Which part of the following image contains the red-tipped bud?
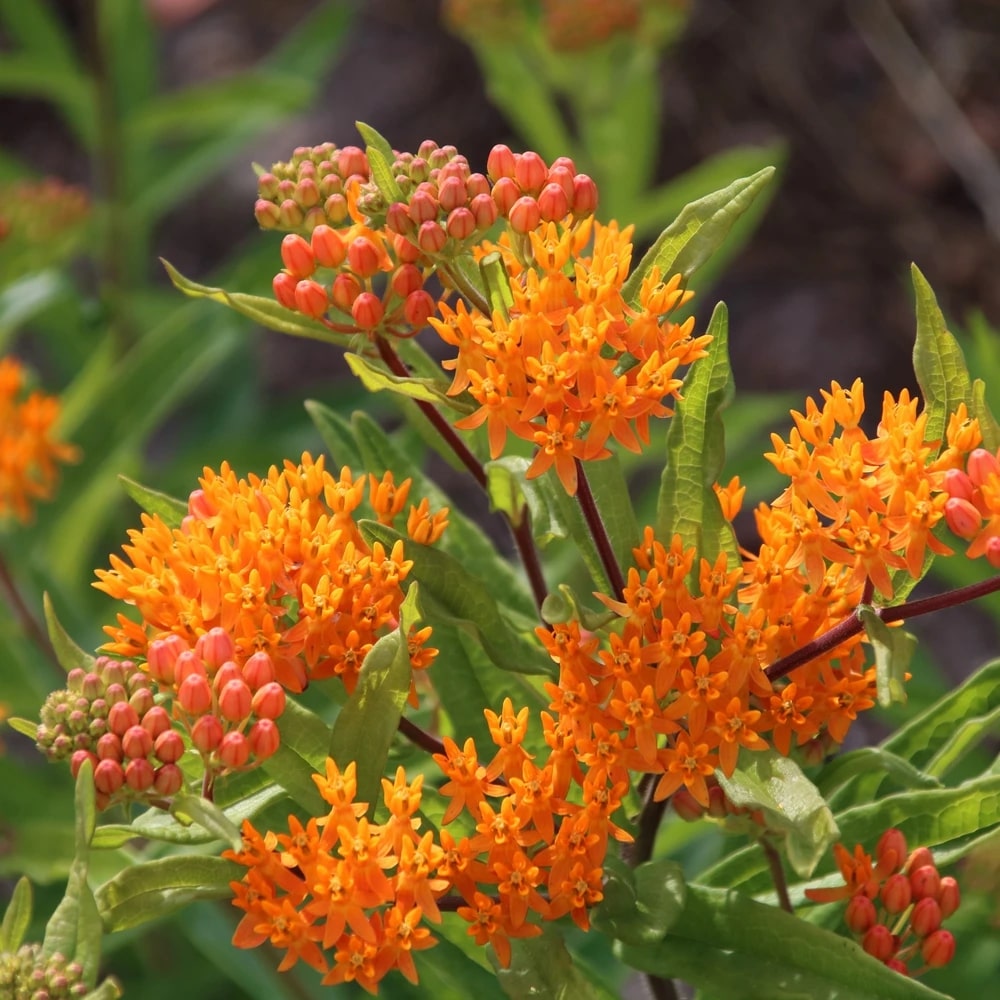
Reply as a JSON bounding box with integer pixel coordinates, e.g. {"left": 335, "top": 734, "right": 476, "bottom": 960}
{"left": 880, "top": 873, "right": 912, "bottom": 914}
{"left": 347, "top": 236, "right": 382, "bottom": 278}
{"left": 392, "top": 232, "right": 422, "bottom": 263}
{"left": 508, "top": 196, "right": 540, "bottom": 234}
{"left": 254, "top": 198, "right": 282, "bottom": 229}
{"left": 404, "top": 289, "right": 436, "bottom": 328}
{"left": 219, "top": 731, "right": 250, "bottom": 769}
{"left": 248, "top": 719, "right": 280, "bottom": 760}
{"left": 278, "top": 198, "right": 304, "bottom": 229}
{"left": 920, "top": 928, "right": 955, "bottom": 967}
{"left": 177, "top": 673, "right": 213, "bottom": 716}
{"left": 408, "top": 188, "right": 439, "bottom": 226}
{"left": 514, "top": 150, "right": 547, "bottom": 194}
{"left": 190, "top": 713, "right": 224, "bottom": 754}
{"left": 876, "top": 828, "right": 907, "bottom": 872}
{"left": 242, "top": 651, "right": 275, "bottom": 691}
{"left": 391, "top": 263, "right": 423, "bottom": 299}
{"left": 937, "top": 876, "right": 960, "bottom": 918}
{"left": 572, "top": 173, "right": 598, "bottom": 215}
{"left": 125, "top": 757, "right": 155, "bottom": 792}
{"left": 273, "top": 271, "right": 298, "bottom": 310}
{"left": 546, "top": 164, "right": 575, "bottom": 200}
{"left": 295, "top": 176, "right": 320, "bottom": 208}
{"left": 386, "top": 201, "right": 415, "bottom": 236}
{"left": 310, "top": 224, "right": 346, "bottom": 268}
{"left": 967, "top": 447, "right": 1000, "bottom": 487}
{"left": 129, "top": 687, "right": 154, "bottom": 717}
{"left": 845, "top": 894, "right": 878, "bottom": 934}
{"left": 331, "top": 272, "right": 362, "bottom": 312}
{"left": 910, "top": 896, "right": 942, "bottom": 937}
{"left": 147, "top": 635, "right": 186, "bottom": 685}
{"left": 294, "top": 278, "right": 329, "bottom": 318}
{"left": 910, "top": 864, "right": 941, "bottom": 901}
{"left": 706, "top": 783, "right": 728, "bottom": 819}
{"left": 96, "top": 733, "right": 123, "bottom": 762}
{"left": 943, "top": 467, "right": 975, "bottom": 502}
{"left": 671, "top": 787, "right": 705, "bottom": 822}
{"left": 985, "top": 536, "right": 1000, "bottom": 569}
{"left": 258, "top": 172, "right": 280, "bottom": 198}
{"left": 70, "top": 750, "right": 97, "bottom": 779}
{"left": 487, "top": 143, "right": 517, "bottom": 181}
{"left": 338, "top": 145, "right": 368, "bottom": 179}
{"left": 466, "top": 172, "right": 490, "bottom": 198}
{"left": 251, "top": 681, "right": 286, "bottom": 720}
{"left": 906, "top": 847, "right": 935, "bottom": 873}
{"left": 446, "top": 207, "right": 476, "bottom": 240}
{"left": 154, "top": 729, "right": 185, "bottom": 764}
{"left": 94, "top": 758, "right": 125, "bottom": 796}
{"left": 153, "top": 763, "right": 184, "bottom": 796}
{"left": 141, "top": 705, "right": 172, "bottom": 740}
{"left": 122, "top": 724, "right": 153, "bottom": 760}
{"left": 551, "top": 155, "right": 577, "bottom": 175}
{"left": 105, "top": 683, "right": 127, "bottom": 705}
{"left": 491, "top": 176, "right": 520, "bottom": 216}
{"left": 212, "top": 661, "right": 243, "bottom": 694}
{"left": 470, "top": 192, "right": 499, "bottom": 231}
{"left": 861, "top": 924, "right": 896, "bottom": 962}
{"left": 944, "top": 497, "right": 982, "bottom": 539}
{"left": 885, "top": 957, "right": 909, "bottom": 975}
{"left": 174, "top": 650, "right": 206, "bottom": 685}
{"left": 538, "top": 181, "right": 570, "bottom": 222}
{"left": 280, "top": 234, "right": 315, "bottom": 279}
{"left": 351, "top": 291, "right": 384, "bottom": 330}
{"left": 438, "top": 175, "right": 468, "bottom": 213}
{"left": 416, "top": 220, "right": 447, "bottom": 254}
{"left": 219, "top": 678, "right": 253, "bottom": 723}
{"left": 107, "top": 701, "right": 139, "bottom": 737}
{"left": 196, "top": 627, "right": 235, "bottom": 670}
{"left": 324, "top": 193, "right": 349, "bottom": 224}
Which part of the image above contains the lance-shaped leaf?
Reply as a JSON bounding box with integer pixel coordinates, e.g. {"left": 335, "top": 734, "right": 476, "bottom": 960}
{"left": 361, "top": 521, "right": 554, "bottom": 677}
{"left": 162, "top": 260, "right": 350, "bottom": 345}
{"left": 355, "top": 120, "right": 403, "bottom": 203}
{"left": 43, "top": 593, "right": 94, "bottom": 673}
{"left": 493, "top": 928, "right": 601, "bottom": 1000}
{"left": 480, "top": 250, "right": 514, "bottom": 318}
{"left": 715, "top": 748, "right": 838, "bottom": 878}
{"left": 304, "top": 398, "right": 365, "bottom": 471}
{"left": 118, "top": 475, "right": 187, "bottom": 528}
{"left": 657, "top": 303, "right": 739, "bottom": 571}
{"left": 622, "top": 167, "right": 775, "bottom": 305}
{"left": 859, "top": 606, "right": 915, "bottom": 708}
{"left": 815, "top": 747, "right": 941, "bottom": 798}
{"left": 0, "top": 876, "right": 32, "bottom": 953}
{"left": 911, "top": 264, "right": 973, "bottom": 447}
{"left": 262, "top": 696, "right": 330, "bottom": 816}
{"left": 170, "top": 794, "right": 242, "bottom": 852}
{"left": 343, "top": 351, "right": 462, "bottom": 409}
{"left": 924, "top": 702, "right": 1000, "bottom": 780}
{"left": 327, "top": 597, "right": 415, "bottom": 813}
{"left": 95, "top": 855, "right": 241, "bottom": 933}
{"left": 591, "top": 854, "right": 686, "bottom": 946}
{"left": 971, "top": 376, "right": 1000, "bottom": 452}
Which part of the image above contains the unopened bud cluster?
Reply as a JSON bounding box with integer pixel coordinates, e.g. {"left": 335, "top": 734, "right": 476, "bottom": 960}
{"left": 943, "top": 445, "right": 1000, "bottom": 567}
{"left": 0, "top": 943, "right": 89, "bottom": 1000}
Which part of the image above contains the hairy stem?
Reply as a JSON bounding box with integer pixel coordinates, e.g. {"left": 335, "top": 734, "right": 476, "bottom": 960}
{"left": 575, "top": 459, "right": 626, "bottom": 601}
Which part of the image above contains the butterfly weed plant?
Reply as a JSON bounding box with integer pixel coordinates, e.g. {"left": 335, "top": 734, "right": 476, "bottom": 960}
{"left": 3, "top": 118, "right": 1000, "bottom": 1000}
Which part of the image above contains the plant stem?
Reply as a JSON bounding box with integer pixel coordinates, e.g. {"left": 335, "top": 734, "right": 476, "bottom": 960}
{"left": 441, "top": 261, "right": 491, "bottom": 315}
{"left": 624, "top": 773, "right": 667, "bottom": 868}
{"left": 575, "top": 459, "right": 626, "bottom": 601}
{"left": 0, "top": 546, "right": 60, "bottom": 672}
{"left": 761, "top": 838, "right": 794, "bottom": 914}
{"left": 397, "top": 715, "right": 445, "bottom": 756}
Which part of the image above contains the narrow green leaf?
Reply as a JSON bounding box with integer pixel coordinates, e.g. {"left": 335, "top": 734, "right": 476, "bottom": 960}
{"left": 480, "top": 251, "right": 514, "bottom": 318}
{"left": 0, "top": 0, "right": 79, "bottom": 71}
{"left": 815, "top": 747, "right": 942, "bottom": 798}
{"left": 171, "top": 795, "right": 242, "bottom": 851}
{"left": 623, "top": 168, "right": 775, "bottom": 305}
{"left": 413, "top": 928, "right": 508, "bottom": 998}
{"left": 911, "top": 264, "right": 973, "bottom": 447}
{"left": 923, "top": 703, "right": 1000, "bottom": 780}
{"left": 0, "top": 876, "right": 32, "bottom": 952}
{"left": 328, "top": 626, "right": 412, "bottom": 813}
{"left": 592, "top": 855, "right": 686, "bottom": 946}
{"left": 118, "top": 475, "right": 187, "bottom": 528}
{"left": 95, "top": 855, "right": 242, "bottom": 933}
{"left": 43, "top": 593, "right": 95, "bottom": 673}
{"left": 355, "top": 121, "right": 404, "bottom": 202}
{"left": 304, "top": 398, "right": 365, "bottom": 471}
{"left": 494, "top": 927, "right": 601, "bottom": 1000}
{"left": 161, "top": 259, "right": 350, "bottom": 345}
{"left": 859, "top": 607, "right": 915, "bottom": 706}
{"left": 73, "top": 749, "right": 97, "bottom": 852}
{"left": 971, "top": 376, "right": 1000, "bottom": 452}
{"left": 6, "top": 716, "right": 39, "bottom": 740}
{"left": 656, "top": 303, "right": 739, "bottom": 570}
{"left": 262, "top": 697, "right": 330, "bottom": 815}
{"left": 716, "top": 749, "right": 838, "bottom": 878}
{"left": 344, "top": 351, "right": 460, "bottom": 408}
{"left": 81, "top": 981, "right": 122, "bottom": 1000}
{"left": 582, "top": 453, "right": 640, "bottom": 572}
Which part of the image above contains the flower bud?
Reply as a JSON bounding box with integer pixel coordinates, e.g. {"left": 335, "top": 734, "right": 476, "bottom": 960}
{"left": 219, "top": 731, "right": 250, "bottom": 769}
{"left": 196, "top": 627, "right": 235, "bottom": 670}
{"left": 404, "top": 289, "right": 436, "bottom": 328}
{"left": 885, "top": 957, "right": 909, "bottom": 975}
{"left": 416, "top": 220, "right": 447, "bottom": 254}
{"left": 154, "top": 729, "right": 185, "bottom": 764}
{"left": 491, "top": 176, "right": 521, "bottom": 217}
{"left": 325, "top": 193, "right": 349, "bottom": 224}
{"left": 191, "top": 713, "right": 224, "bottom": 753}
{"left": 967, "top": 447, "right": 1000, "bottom": 487}
{"left": 880, "top": 873, "right": 911, "bottom": 914}
{"left": 438, "top": 175, "right": 468, "bottom": 213}
{"left": 920, "top": 928, "right": 955, "bottom": 967}
{"left": 876, "top": 829, "right": 907, "bottom": 873}
{"left": 514, "top": 151, "right": 547, "bottom": 195}
{"left": 937, "top": 875, "right": 960, "bottom": 918}
{"left": 861, "top": 924, "right": 896, "bottom": 962}
{"left": 251, "top": 681, "right": 286, "bottom": 720}
{"left": 351, "top": 291, "right": 384, "bottom": 330}
{"left": 906, "top": 846, "right": 934, "bottom": 873}
{"left": 278, "top": 198, "right": 304, "bottom": 229}
{"left": 141, "top": 705, "right": 172, "bottom": 739}
{"left": 910, "top": 864, "right": 941, "bottom": 901}
{"left": 122, "top": 724, "right": 153, "bottom": 760}
{"left": 295, "top": 176, "right": 320, "bottom": 208}
{"left": 331, "top": 272, "right": 362, "bottom": 312}
{"left": 242, "top": 650, "right": 276, "bottom": 691}
{"left": 706, "top": 783, "right": 728, "bottom": 819}
{"left": 910, "top": 896, "right": 942, "bottom": 937}
{"left": 985, "top": 535, "right": 1000, "bottom": 569}
{"left": 470, "top": 192, "right": 499, "bottom": 231}
{"left": 273, "top": 271, "right": 298, "bottom": 310}
{"left": 254, "top": 198, "right": 282, "bottom": 229}
{"left": 671, "top": 787, "right": 705, "bottom": 822}
{"left": 105, "top": 683, "right": 127, "bottom": 705}
{"left": 80, "top": 672, "right": 103, "bottom": 700}
{"left": 347, "top": 236, "right": 382, "bottom": 278}
{"left": 467, "top": 172, "right": 490, "bottom": 198}
{"left": 248, "top": 718, "right": 280, "bottom": 760}
{"left": 96, "top": 732, "right": 123, "bottom": 762}
{"left": 546, "top": 164, "right": 575, "bottom": 200}
{"left": 508, "top": 196, "right": 540, "bottom": 234}
{"left": 392, "top": 232, "right": 422, "bottom": 264}
{"left": 391, "top": 263, "right": 423, "bottom": 299}
{"left": 174, "top": 650, "right": 206, "bottom": 685}
{"left": 219, "top": 678, "right": 253, "bottom": 723}
{"left": 153, "top": 763, "right": 184, "bottom": 796}
{"left": 294, "top": 278, "right": 330, "bottom": 319}
{"left": 487, "top": 143, "right": 517, "bottom": 181}
{"left": 943, "top": 467, "right": 975, "bottom": 502}
{"left": 280, "top": 234, "right": 315, "bottom": 279}
{"left": 944, "top": 497, "right": 982, "bottom": 539}
{"left": 70, "top": 749, "right": 97, "bottom": 779}
{"left": 338, "top": 145, "right": 368, "bottom": 179}
{"left": 94, "top": 758, "right": 125, "bottom": 796}
{"left": 446, "top": 207, "right": 476, "bottom": 241}
{"left": 845, "top": 894, "right": 877, "bottom": 934}
{"left": 125, "top": 757, "right": 155, "bottom": 792}
{"left": 177, "top": 673, "right": 213, "bottom": 716}
{"left": 213, "top": 660, "right": 243, "bottom": 694}
{"left": 107, "top": 701, "right": 139, "bottom": 737}
{"left": 538, "top": 182, "right": 570, "bottom": 222}
{"left": 572, "top": 174, "right": 598, "bottom": 216}
{"left": 309, "top": 223, "right": 346, "bottom": 268}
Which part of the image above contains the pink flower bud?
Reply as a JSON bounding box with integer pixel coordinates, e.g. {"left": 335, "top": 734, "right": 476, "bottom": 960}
{"left": 196, "top": 627, "right": 235, "bottom": 670}
{"left": 278, "top": 198, "right": 304, "bottom": 229}
{"left": 94, "top": 759, "right": 125, "bottom": 796}
{"left": 671, "top": 788, "right": 705, "bottom": 822}
{"left": 385, "top": 201, "right": 415, "bottom": 236}
{"left": 391, "top": 264, "right": 423, "bottom": 299}
{"left": 295, "top": 176, "right": 320, "bottom": 208}
{"left": 351, "top": 291, "right": 384, "bottom": 330}
{"left": 508, "top": 196, "right": 540, "bottom": 234}
{"left": 446, "top": 207, "right": 476, "bottom": 241}
{"left": 861, "top": 924, "right": 896, "bottom": 962}
{"left": 545, "top": 164, "right": 575, "bottom": 200}
{"left": 154, "top": 729, "right": 185, "bottom": 764}
{"left": 438, "top": 175, "right": 467, "bottom": 213}
{"left": 937, "top": 875, "right": 960, "bottom": 918}
{"left": 325, "top": 193, "right": 349, "bottom": 224}
{"left": 572, "top": 174, "right": 598, "bottom": 216}
{"left": 177, "top": 673, "right": 213, "bottom": 716}
{"left": 153, "top": 763, "right": 184, "bottom": 797}
{"left": 294, "top": 279, "right": 330, "bottom": 319}
{"left": 219, "top": 679, "right": 253, "bottom": 723}
{"left": 487, "top": 144, "right": 517, "bottom": 181}
{"left": 147, "top": 635, "right": 186, "bottom": 685}
{"left": 538, "top": 182, "right": 570, "bottom": 222}
{"left": 845, "top": 894, "right": 878, "bottom": 934}
{"left": 254, "top": 198, "right": 282, "bottom": 229}
{"left": 417, "top": 220, "right": 447, "bottom": 254}
{"left": 404, "top": 290, "right": 436, "bottom": 328}
{"left": 466, "top": 172, "right": 490, "bottom": 198}
{"left": 491, "top": 176, "right": 520, "bottom": 217}
{"left": 515, "top": 150, "right": 547, "bottom": 194}
{"left": 212, "top": 661, "right": 243, "bottom": 694}
{"left": 944, "top": 497, "right": 982, "bottom": 539}
{"left": 251, "top": 681, "right": 286, "bottom": 720}
{"left": 258, "top": 172, "right": 280, "bottom": 198}
{"left": 219, "top": 731, "right": 250, "bottom": 769}
{"left": 338, "top": 145, "right": 368, "bottom": 179}
{"left": 129, "top": 687, "right": 154, "bottom": 718}
{"left": 191, "top": 713, "right": 224, "bottom": 753}
{"left": 910, "top": 896, "right": 942, "bottom": 937}
{"left": 906, "top": 846, "right": 934, "bottom": 873}
{"left": 910, "top": 864, "right": 941, "bottom": 901}
{"left": 81, "top": 672, "right": 103, "bottom": 700}
{"left": 105, "top": 683, "right": 127, "bottom": 704}
{"left": 331, "top": 273, "right": 362, "bottom": 312}
{"left": 885, "top": 958, "right": 909, "bottom": 975}
{"left": 876, "top": 829, "right": 907, "bottom": 873}
{"left": 310, "top": 224, "right": 346, "bottom": 268}
{"left": 880, "top": 873, "right": 912, "bottom": 914}
{"left": 70, "top": 750, "right": 97, "bottom": 779}
{"left": 967, "top": 447, "right": 1000, "bottom": 487}
{"left": 392, "top": 233, "right": 422, "bottom": 264}
{"left": 550, "top": 155, "right": 577, "bottom": 175}
{"left": 242, "top": 651, "right": 275, "bottom": 691}
{"left": 122, "top": 724, "right": 153, "bottom": 760}
{"left": 985, "top": 535, "right": 1000, "bottom": 569}
{"left": 248, "top": 719, "right": 280, "bottom": 761}
{"left": 347, "top": 236, "right": 382, "bottom": 278}
{"left": 107, "top": 701, "right": 139, "bottom": 737}
{"left": 96, "top": 733, "right": 123, "bottom": 762}
{"left": 920, "top": 928, "right": 955, "bottom": 967}
{"left": 272, "top": 271, "right": 298, "bottom": 310}
{"left": 943, "top": 467, "right": 975, "bottom": 502}
{"left": 470, "top": 192, "right": 498, "bottom": 231}
{"left": 280, "top": 234, "right": 315, "bottom": 279}
{"left": 141, "top": 705, "right": 171, "bottom": 740}
{"left": 174, "top": 650, "right": 206, "bottom": 685}
{"left": 125, "top": 757, "right": 155, "bottom": 792}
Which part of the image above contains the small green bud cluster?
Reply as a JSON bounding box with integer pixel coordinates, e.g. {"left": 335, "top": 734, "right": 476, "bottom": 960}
{"left": 0, "top": 943, "right": 89, "bottom": 1000}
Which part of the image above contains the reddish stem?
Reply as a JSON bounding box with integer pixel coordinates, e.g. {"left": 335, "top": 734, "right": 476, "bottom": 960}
{"left": 575, "top": 459, "right": 626, "bottom": 601}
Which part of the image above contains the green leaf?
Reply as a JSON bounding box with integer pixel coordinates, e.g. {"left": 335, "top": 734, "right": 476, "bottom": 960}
{"left": 923, "top": 702, "right": 1000, "bottom": 779}
{"left": 494, "top": 927, "right": 601, "bottom": 1000}
{"left": 355, "top": 121, "right": 404, "bottom": 202}
{"left": 95, "top": 855, "right": 242, "bottom": 933}
{"left": 6, "top": 716, "right": 39, "bottom": 740}
{"left": 911, "top": 264, "right": 973, "bottom": 448}
{"left": 716, "top": 749, "right": 838, "bottom": 878}
{"left": 859, "top": 606, "right": 915, "bottom": 706}
{"left": 81, "top": 981, "right": 122, "bottom": 1000}
{"left": 43, "top": 593, "right": 95, "bottom": 673}
{"left": 262, "top": 697, "right": 330, "bottom": 815}
{"left": 656, "top": 303, "right": 739, "bottom": 570}
{"left": 623, "top": 168, "right": 775, "bottom": 305}
{"left": 344, "top": 351, "right": 460, "bottom": 408}
{"left": 815, "top": 747, "right": 942, "bottom": 798}
{"left": 971, "top": 376, "right": 1000, "bottom": 452}
{"left": 304, "top": 398, "right": 365, "bottom": 471}
{"left": 328, "top": 622, "right": 413, "bottom": 814}
{"left": 0, "top": 0, "right": 78, "bottom": 73}
{"left": 591, "top": 855, "right": 686, "bottom": 946}
{"left": 481, "top": 251, "right": 514, "bottom": 318}
{"left": 118, "top": 474, "right": 187, "bottom": 528}
{"left": 0, "top": 876, "right": 32, "bottom": 952}
{"left": 161, "top": 259, "right": 350, "bottom": 345}
{"left": 170, "top": 795, "right": 242, "bottom": 852}
{"left": 581, "top": 452, "right": 641, "bottom": 573}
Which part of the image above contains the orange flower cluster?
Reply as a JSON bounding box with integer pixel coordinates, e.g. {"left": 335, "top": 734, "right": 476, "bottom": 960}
{"left": 430, "top": 220, "right": 709, "bottom": 494}
{"left": 95, "top": 452, "right": 446, "bottom": 697}
{"left": 0, "top": 356, "right": 79, "bottom": 522}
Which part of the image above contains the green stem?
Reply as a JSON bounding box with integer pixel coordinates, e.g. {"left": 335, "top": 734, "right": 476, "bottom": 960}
{"left": 575, "top": 459, "right": 626, "bottom": 600}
